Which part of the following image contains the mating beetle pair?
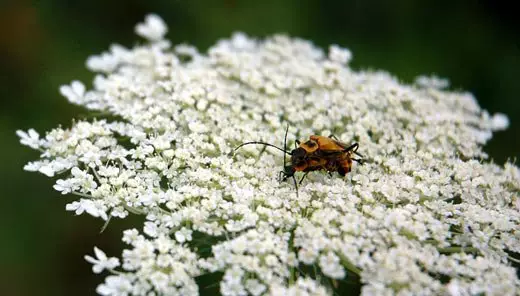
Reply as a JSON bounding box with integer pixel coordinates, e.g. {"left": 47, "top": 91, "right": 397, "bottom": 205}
{"left": 234, "top": 126, "right": 363, "bottom": 195}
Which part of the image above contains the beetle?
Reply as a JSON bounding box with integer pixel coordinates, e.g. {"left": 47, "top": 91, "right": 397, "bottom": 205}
{"left": 293, "top": 135, "right": 363, "bottom": 182}
{"left": 234, "top": 126, "right": 363, "bottom": 196}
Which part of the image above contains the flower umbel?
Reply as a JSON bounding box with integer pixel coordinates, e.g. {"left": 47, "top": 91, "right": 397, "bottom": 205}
{"left": 18, "top": 14, "right": 520, "bottom": 295}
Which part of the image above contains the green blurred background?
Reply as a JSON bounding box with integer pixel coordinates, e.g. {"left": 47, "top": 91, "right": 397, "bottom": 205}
{"left": 1, "top": 0, "right": 518, "bottom": 295}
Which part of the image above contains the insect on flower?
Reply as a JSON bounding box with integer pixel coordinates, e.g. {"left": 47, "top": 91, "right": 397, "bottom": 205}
{"left": 234, "top": 126, "right": 364, "bottom": 196}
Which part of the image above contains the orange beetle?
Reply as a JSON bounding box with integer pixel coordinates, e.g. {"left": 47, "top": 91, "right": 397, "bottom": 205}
{"left": 234, "top": 127, "right": 363, "bottom": 196}
{"left": 296, "top": 135, "right": 362, "bottom": 180}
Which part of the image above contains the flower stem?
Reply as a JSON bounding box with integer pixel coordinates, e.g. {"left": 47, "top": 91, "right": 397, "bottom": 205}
{"left": 437, "top": 247, "right": 479, "bottom": 254}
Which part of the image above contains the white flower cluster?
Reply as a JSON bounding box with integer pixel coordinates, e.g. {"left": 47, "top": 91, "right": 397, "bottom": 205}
{"left": 18, "top": 14, "right": 520, "bottom": 295}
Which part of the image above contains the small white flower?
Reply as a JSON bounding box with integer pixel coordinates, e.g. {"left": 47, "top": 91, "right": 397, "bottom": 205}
{"left": 491, "top": 113, "right": 509, "bottom": 130}
{"left": 122, "top": 229, "right": 141, "bottom": 245}
{"left": 59, "top": 80, "right": 85, "bottom": 104}
{"left": 38, "top": 164, "right": 56, "bottom": 177}
{"left": 318, "top": 251, "right": 345, "bottom": 279}
{"left": 446, "top": 280, "right": 462, "bottom": 296}
{"left": 149, "top": 271, "right": 169, "bottom": 292}
{"left": 230, "top": 32, "right": 256, "bottom": 50}
{"left": 298, "top": 248, "right": 318, "bottom": 265}
{"left": 16, "top": 129, "right": 41, "bottom": 149}
{"left": 54, "top": 178, "right": 77, "bottom": 194}
{"left": 98, "top": 165, "right": 120, "bottom": 177}
{"left": 97, "top": 275, "right": 133, "bottom": 295}
{"left": 415, "top": 75, "right": 450, "bottom": 89}
{"left": 85, "top": 247, "right": 120, "bottom": 273}
{"left": 135, "top": 14, "right": 167, "bottom": 41}
{"left": 174, "top": 227, "right": 193, "bottom": 243}
{"left": 86, "top": 45, "right": 128, "bottom": 73}
{"left": 23, "top": 161, "right": 42, "bottom": 172}
{"left": 143, "top": 221, "right": 158, "bottom": 237}
{"left": 329, "top": 44, "right": 352, "bottom": 64}
{"left": 66, "top": 199, "right": 107, "bottom": 220}
{"left": 245, "top": 279, "right": 266, "bottom": 296}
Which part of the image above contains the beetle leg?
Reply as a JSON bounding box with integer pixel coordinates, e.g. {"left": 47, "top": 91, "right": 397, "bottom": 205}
{"left": 349, "top": 143, "right": 365, "bottom": 158}
{"left": 343, "top": 142, "right": 358, "bottom": 152}
{"left": 344, "top": 142, "right": 364, "bottom": 158}
{"left": 278, "top": 171, "right": 286, "bottom": 182}
{"left": 352, "top": 158, "right": 364, "bottom": 165}
{"left": 258, "top": 144, "right": 267, "bottom": 158}
{"left": 354, "top": 151, "right": 364, "bottom": 158}
{"left": 298, "top": 172, "right": 309, "bottom": 185}
{"left": 328, "top": 134, "right": 340, "bottom": 141}
{"left": 292, "top": 175, "right": 299, "bottom": 198}
{"left": 338, "top": 166, "right": 346, "bottom": 176}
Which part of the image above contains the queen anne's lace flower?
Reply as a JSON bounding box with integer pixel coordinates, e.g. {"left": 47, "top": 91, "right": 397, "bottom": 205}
{"left": 18, "top": 14, "right": 520, "bottom": 295}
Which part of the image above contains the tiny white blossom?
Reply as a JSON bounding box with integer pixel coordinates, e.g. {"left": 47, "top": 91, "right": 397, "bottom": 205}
{"left": 97, "top": 275, "right": 133, "bottom": 296}
{"left": 86, "top": 45, "right": 128, "bottom": 73}
{"left": 59, "top": 80, "right": 86, "bottom": 104}
{"left": 446, "top": 279, "right": 462, "bottom": 296}
{"left": 23, "top": 161, "right": 41, "bottom": 172}
{"left": 245, "top": 279, "right": 266, "bottom": 296}
{"left": 415, "top": 75, "right": 450, "bottom": 89}
{"left": 135, "top": 14, "right": 167, "bottom": 41}
{"left": 16, "top": 129, "right": 41, "bottom": 149}
{"left": 143, "top": 221, "right": 159, "bottom": 237}
{"left": 174, "top": 227, "right": 193, "bottom": 243}
{"left": 66, "top": 199, "right": 108, "bottom": 220}
{"left": 319, "top": 251, "right": 345, "bottom": 279}
{"left": 491, "top": 113, "right": 509, "bottom": 130}
{"left": 85, "top": 247, "right": 120, "bottom": 273}
{"left": 122, "top": 229, "right": 141, "bottom": 245}
{"left": 53, "top": 178, "right": 77, "bottom": 194}
{"left": 38, "top": 164, "right": 56, "bottom": 177}
{"left": 329, "top": 44, "right": 352, "bottom": 64}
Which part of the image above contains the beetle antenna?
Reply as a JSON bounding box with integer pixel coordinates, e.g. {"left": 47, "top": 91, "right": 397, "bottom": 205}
{"left": 234, "top": 141, "right": 291, "bottom": 155}
{"left": 283, "top": 125, "right": 289, "bottom": 169}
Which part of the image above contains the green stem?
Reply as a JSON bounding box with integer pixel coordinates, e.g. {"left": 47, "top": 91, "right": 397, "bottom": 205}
{"left": 123, "top": 204, "right": 146, "bottom": 215}
{"left": 437, "top": 247, "right": 479, "bottom": 254}
{"left": 508, "top": 255, "right": 520, "bottom": 264}
{"left": 108, "top": 269, "right": 124, "bottom": 276}
{"left": 100, "top": 213, "right": 112, "bottom": 233}
{"left": 71, "top": 191, "right": 95, "bottom": 199}
{"left": 337, "top": 253, "right": 362, "bottom": 276}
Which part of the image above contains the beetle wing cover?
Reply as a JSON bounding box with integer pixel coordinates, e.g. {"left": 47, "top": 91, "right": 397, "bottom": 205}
{"left": 300, "top": 140, "right": 319, "bottom": 153}
{"left": 310, "top": 135, "right": 345, "bottom": 152}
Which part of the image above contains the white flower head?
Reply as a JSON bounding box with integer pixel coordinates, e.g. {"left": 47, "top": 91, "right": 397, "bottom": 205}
{"left": 18, "top": 14, "right": 520, "bottom": 296}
